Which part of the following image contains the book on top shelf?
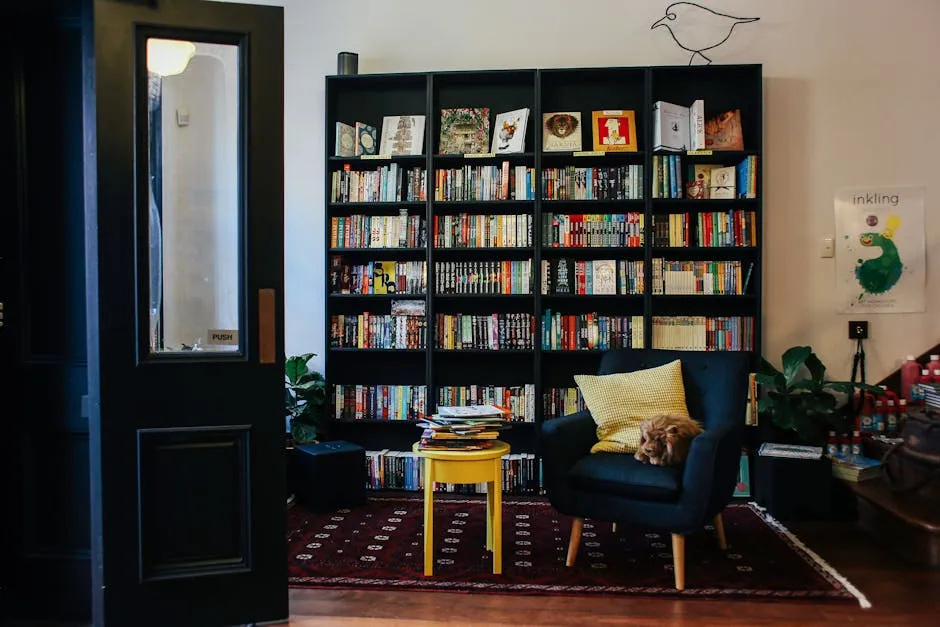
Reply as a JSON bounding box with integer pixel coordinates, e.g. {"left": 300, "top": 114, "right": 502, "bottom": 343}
{"left": 591, "top": 110, "right": 638, "bottom": 152}
{"left": 378, "top": 115, "right": 426, "bottom": 155}
{"left": 355, "top": 122, "right": 377, "bottom": 156}
{"left": 704, "top": 109, "right": 744, "bottom": 151}
{"left": 491, "top": 108, "right": 529, "bottom": 154}
{"left": 542, "top": 112, "right": 582, "bottom": 152}
{"left": 335, "top": 122, "right": 356, "bottom": 157}
{"left": 653, "top": 99, "right": 704, "bottom": 152}
{"left": 439, "top": 107, "right": 490, "bottom": 154}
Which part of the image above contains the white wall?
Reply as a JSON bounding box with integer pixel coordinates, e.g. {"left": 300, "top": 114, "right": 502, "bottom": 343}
{"left": 262, "top": 0, "right": 939, "bottom": 381}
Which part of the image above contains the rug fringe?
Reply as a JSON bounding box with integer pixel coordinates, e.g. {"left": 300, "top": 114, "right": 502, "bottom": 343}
{"left": 746, "top": 501, "right": 872, "bottom": 610}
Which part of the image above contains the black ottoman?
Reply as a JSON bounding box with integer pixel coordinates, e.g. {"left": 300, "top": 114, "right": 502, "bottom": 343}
{"left": 292, "top": 440, "right": 367, "bottom": 512}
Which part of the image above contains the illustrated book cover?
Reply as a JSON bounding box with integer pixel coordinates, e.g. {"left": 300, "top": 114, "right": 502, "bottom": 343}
{"left": 378, "top": 115, "right": 426, "bottom": 156}
{"left": 704, "top": 109, "right": 744, "bottom": 151}
{"left": 439, "top": 108, "right": 490, "bottom": 155}
{"left": 354, "top": 122, "right": 377, "bottom": 156}
{"left": 335, "top": 121, "right": 356, "bottom": 157}
{"left": 491, "top": 108, "right": 529, "bottom": 154}
{"left": 591, "top": 110, "right": 638, "bottom": 152}
{"left": 542, "top": 112, "right": 582, "bottom": 152}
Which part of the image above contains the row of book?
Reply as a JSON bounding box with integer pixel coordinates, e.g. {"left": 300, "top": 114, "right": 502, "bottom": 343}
{"left": 330, "top": 313, "right": 427, "bottom": 350}
{"left": 336, "top": 102, "right": 749, "bottom": 159}
{"left": 325, "top": 159, "right": 758, "bottom": 202}
{"left": 540, "top": 258, "right": 645, "bottom": 296}
{"left": 434, "top": 164, "right": 536, "bottom": 201}
{"left": 650, "top": 259, "right": 755, "bottom": 296}
{"left": 541, "top": 313, "right": 645, "bottom": 352}
{"left": 432, "top": 213, "right": 533, "bottom": 249}
{"left": 328, "top": 259, "right": 426, "bottom": 295}
{"left": 651, "top": 155, "right": 758, "bottom": 200}
{"left": 332, "top": 384, "right": 427, "bottom": 422}
{"left": 650, "top": 210, "right": 758, "bottom": 248}
{"left": 542, "top": 212, "right": 645, "bottom": 248}
{"left": 330, "top": 213, "right": 427, "bottom": 250}
{"left": 542, "top": 166, "right": 644, "bottom": 201}
{"left": 364, "top": 449, "right": 540, "bottom": 494}
{"left": 436, "top": 313, "right": 534, "bottom": 351}
{"left": 650, "top": 315, "right": 755, "bottom": 352}
{"left": 435, "top": 260, "right": 533, "bottom": 295}
{"left": 329, "top": 165, "right": 426, "bottom": 203}
{"left": 543, "top": 387, "right": 587, "bottom": 420}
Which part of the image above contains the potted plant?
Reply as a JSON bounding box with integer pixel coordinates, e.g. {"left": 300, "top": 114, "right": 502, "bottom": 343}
{"left": 756, "top": 345, "right": 883, "bottom": 446}
{"left": 285, "top": 353, "right": 327, "bottom": 445}
{"left": 754, "top": 345, "right": 884, "bottom": 520}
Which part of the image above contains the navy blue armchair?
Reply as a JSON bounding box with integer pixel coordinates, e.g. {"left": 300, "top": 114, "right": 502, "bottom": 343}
{"left": 541, "top": 348, "right": 749, "bottom": 590}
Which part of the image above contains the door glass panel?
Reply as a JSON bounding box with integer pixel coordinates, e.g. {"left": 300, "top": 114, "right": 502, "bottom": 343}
{"left": 147, "top": 38, "right": 241, "bottom": 354}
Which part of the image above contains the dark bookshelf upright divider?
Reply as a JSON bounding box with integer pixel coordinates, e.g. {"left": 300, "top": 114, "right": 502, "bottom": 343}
{"left": 324, "top": 64, "right": 763, "bottom": 492}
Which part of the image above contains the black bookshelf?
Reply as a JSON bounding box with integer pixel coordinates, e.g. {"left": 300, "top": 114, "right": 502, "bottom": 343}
{"left": 324, "top": 64, "right": 763, "bottom": 491}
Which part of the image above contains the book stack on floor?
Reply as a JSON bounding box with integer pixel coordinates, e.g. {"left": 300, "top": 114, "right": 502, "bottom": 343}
{"left": 417, "top": 404, "right": 510, "bottom": 451}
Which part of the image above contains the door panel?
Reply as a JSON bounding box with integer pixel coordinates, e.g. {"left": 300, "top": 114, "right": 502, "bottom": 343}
{"left": 2, "top": 1, "right": 92, "bottom": 620}
{"left": 86, "top": 1, "right": 286, "bottom": 625}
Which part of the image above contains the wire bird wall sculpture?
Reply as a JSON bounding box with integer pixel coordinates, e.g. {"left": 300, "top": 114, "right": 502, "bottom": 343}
{"left": 651, "top": 2, "right": 760, "bottom": 65}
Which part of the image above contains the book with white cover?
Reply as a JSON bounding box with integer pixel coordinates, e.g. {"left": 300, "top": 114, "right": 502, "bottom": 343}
{"left": 491, "top": 108, "right": 529, "bottom": 153}
{"left": 689, "top": 99, "right": 705, "bottom": 150}
{"left": 758, "top": 442, "right": 823, "bottom": 459}
{"left": 709, "top": 165, "right": 736, "bottom": 199}
{"left": 437, "top": 404, "right": 506, "bottom": 418}
{"left": 379, "top": 115, "right": 426, "bottom": 155}
{"left": 653, "top": 100, "right": 690, "bottom": 152}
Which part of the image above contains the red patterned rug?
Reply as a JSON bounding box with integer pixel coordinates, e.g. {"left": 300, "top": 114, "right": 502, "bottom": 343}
{"left": 287, "top": 494, "right": 870, "bottom": 607}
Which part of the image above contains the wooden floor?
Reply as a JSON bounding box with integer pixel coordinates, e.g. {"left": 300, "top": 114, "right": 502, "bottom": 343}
{"left": 11, "top": 519, "right": 939, "bottom": 626}
{"left": 287, "top": 519, "right": 940, "bottom": 627}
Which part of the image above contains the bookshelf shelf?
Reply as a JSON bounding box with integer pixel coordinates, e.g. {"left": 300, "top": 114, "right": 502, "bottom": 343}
{"left": 325, "top": 63, "right": 763, "bottom": 492}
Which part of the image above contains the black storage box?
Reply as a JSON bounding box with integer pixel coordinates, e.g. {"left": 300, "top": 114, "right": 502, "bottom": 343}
{"left": 754, "top": 454, "right": 843, "bottom": 520}
{"left": 292, "top": 441, "right": 367, "bottom": 512}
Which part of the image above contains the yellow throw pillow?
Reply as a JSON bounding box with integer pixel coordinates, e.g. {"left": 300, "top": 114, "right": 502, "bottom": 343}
{"left": 574, "top": 359, "right": 690, "bottom": 454}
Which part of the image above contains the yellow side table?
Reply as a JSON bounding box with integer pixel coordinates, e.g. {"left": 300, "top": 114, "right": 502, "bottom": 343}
{"left": 412, "top": 440, "right": 510, "bottom": 576}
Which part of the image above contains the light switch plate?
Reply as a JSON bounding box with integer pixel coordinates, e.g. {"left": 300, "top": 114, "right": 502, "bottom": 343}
{"left": 820, "top": 236, "right": 834, "bottom": 258}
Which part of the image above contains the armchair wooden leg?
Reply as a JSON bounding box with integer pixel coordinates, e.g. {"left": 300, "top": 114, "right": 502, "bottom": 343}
{"left": 611, "top": 522, "right": 617, "bottom": 533}
{"left": 671, "top": 534, "right": 685, "bottom": 591}
{"left": 714, "top": 513, "right": 727, "bottom": 550}
{"left": 566, "top": 518, "right": 584, "bottom": 567}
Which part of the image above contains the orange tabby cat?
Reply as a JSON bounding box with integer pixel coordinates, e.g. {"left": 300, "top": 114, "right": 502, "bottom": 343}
{"left": 634, "top": 413, "right": 704, "bottom": 466}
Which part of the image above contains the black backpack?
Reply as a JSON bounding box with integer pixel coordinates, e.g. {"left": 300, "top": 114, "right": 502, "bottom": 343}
{"left": 882, "top": 407, "right": 940, "bottom": 493}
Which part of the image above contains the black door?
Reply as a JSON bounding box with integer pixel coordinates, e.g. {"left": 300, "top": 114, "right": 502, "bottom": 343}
{"left": 85, "top": 1, "right": 286, "bottom": 625}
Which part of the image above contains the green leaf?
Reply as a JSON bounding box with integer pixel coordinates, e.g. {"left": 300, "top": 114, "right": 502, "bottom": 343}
{"left": 285, "top": 353, "right": 315, "bottom": 385}
{"left": 781, "top": 346, "right": 812, "bottom": 386}
{"left": 758, "top": 357, "right": 783, "bottom": 379}
{"left": 804, "top": 352, "right": 826, "bottom": 385}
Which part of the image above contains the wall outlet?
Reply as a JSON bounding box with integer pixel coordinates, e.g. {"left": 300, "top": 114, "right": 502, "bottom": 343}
{"left": 848, "top": 320, "right": 869, "bottom": 339}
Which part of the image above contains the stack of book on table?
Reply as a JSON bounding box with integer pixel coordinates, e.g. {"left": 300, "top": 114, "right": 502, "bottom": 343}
{"left": 417, "top": 404, "right": 510, "bottom": 451}
{"left": 828, "top": 453, "right": 881, "bottom": 482}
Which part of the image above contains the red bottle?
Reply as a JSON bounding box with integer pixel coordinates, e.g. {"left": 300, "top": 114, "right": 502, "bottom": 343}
{"left": 826, "top": 430, "right": 839, "bottom": 457}
{"left": 856, "top": 391, "right": 875, "bottom": 431}
{"left": 885, "top": 399, "right": 898, "bottom": 436}
{"left": 839, "top": 432, "right": 851, "bottom": 456}
{"left": 927, "top": 354, "right": 940, "bottom": 374}
{"left": 901, "top": 355, "right": 921, "bottom": 404}
{"left": 851, "top": 430, "right": 862, "bottom": 456}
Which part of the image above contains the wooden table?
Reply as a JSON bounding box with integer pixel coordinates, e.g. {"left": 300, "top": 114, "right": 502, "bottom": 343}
{"left": 412, "top": 440, "right": 510, "bottom": 576}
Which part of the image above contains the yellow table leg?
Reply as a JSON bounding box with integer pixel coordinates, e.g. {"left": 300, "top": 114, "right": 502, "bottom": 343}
{"left": 486, "top": 483, "right": 494, "bottom": 551}
{"left": 492, "top": 459, "right": 502, "bottom": 575}
{"left": 423, "top": 459, "right": 434, "bottom": 577}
